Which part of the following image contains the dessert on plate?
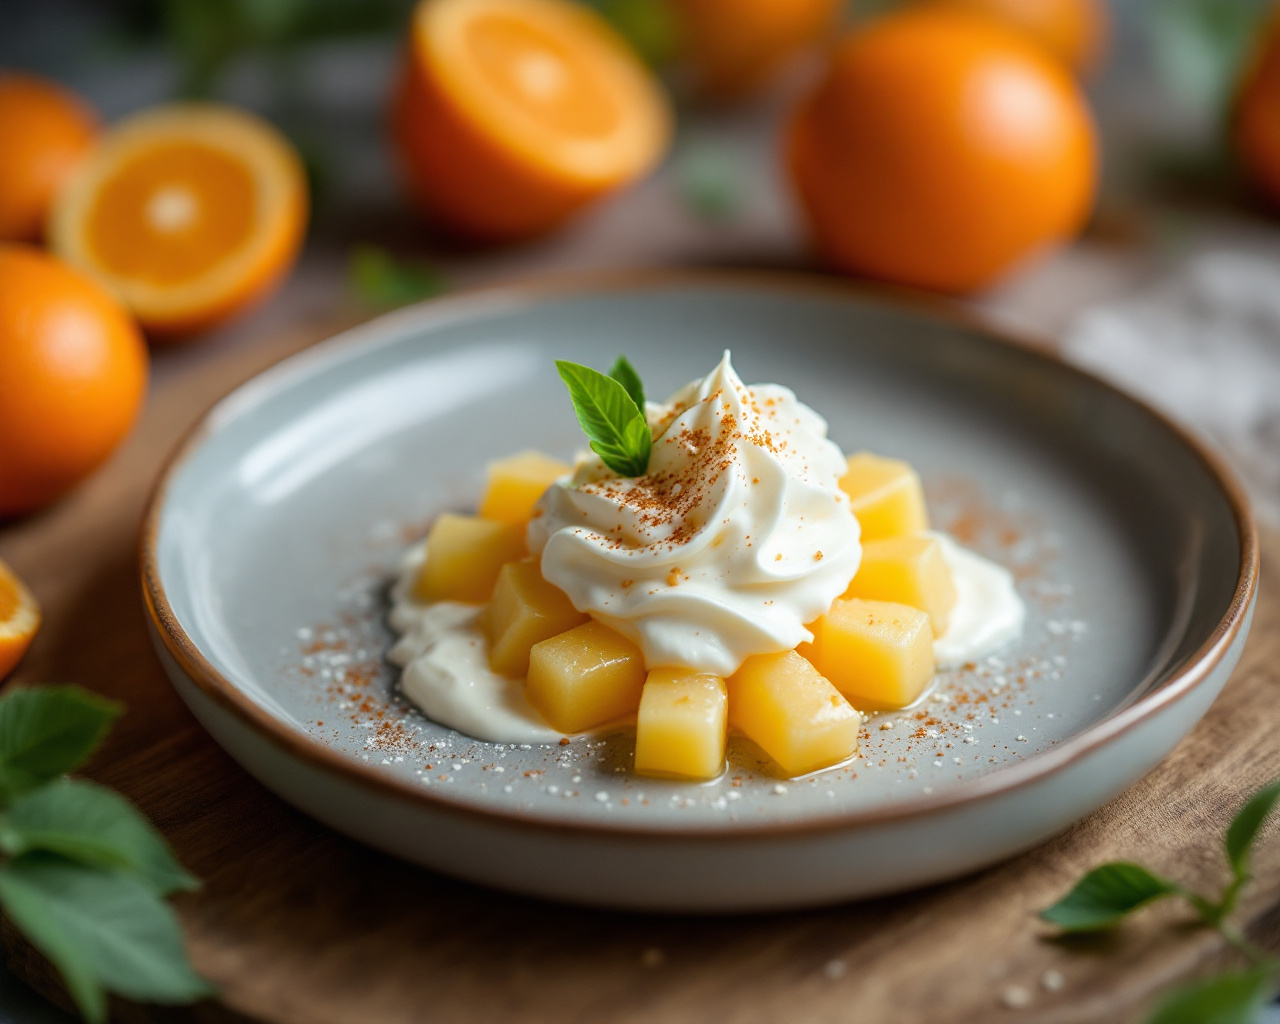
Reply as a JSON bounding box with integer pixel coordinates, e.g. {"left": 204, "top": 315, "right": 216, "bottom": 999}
{"left": 389, "top": 352, "right": 1023, "bottom": 780}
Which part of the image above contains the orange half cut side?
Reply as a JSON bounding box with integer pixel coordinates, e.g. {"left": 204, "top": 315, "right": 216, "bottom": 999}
{"left": 0, "top": 559, "right": 41, "bottom": 683}
{"left": 394, "top": 0, "right": 671, "bottom": 240}
{"left": 49, "top": 103, "right": 308, "bottom": 338}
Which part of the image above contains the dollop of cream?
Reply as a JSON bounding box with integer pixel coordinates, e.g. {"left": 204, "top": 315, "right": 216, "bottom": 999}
{"left": 528, "top": 352, "right": 862, "bottom": 677}
{"left": 387, "top": 546, "right": 561, "bottom": 743}
{"left": 932, "top": 532, "right": 1026, "bottom": 670}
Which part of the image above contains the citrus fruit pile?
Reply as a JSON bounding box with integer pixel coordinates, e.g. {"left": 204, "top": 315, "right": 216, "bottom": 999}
{"left": 0, "top": 72, "right": 311, "bottom": 527}
{"left": 0, "top": 77, "right": 307, "bottom": 337}
{"left": 387, "top": 0, "right": 1106, "bottom": 286}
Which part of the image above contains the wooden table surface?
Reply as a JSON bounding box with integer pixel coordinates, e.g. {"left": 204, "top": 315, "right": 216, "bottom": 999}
{"left": 0, "top": 304, "right": 1276, "bottom": 1024}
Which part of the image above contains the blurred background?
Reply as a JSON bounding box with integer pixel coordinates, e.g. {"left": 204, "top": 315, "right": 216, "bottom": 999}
{"left": 3, "top": 0, "right": 1276, "bottom": 336}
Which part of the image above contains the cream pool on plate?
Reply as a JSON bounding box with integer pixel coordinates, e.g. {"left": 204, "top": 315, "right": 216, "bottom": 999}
{"left": 388, "top": 352, "right": 1024, "bottom": 778}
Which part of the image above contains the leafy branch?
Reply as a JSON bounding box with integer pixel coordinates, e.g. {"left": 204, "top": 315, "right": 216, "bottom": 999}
{"left": 0, "top": 686, "right": 211, "bottom": 1021}
{"left": 1040, "top": 778, "right": 1280, "bottom": 1022}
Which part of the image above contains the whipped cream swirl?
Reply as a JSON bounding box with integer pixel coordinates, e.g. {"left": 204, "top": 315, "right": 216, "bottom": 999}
{"left": 528, "top": 352, "right": 861, "bottom": 676}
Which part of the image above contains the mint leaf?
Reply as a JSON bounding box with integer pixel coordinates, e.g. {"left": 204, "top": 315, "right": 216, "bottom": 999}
{"left": 348, "top": 244, "right": 447, "bottom": 309}
{"left": 0, "top": 854, "right": 213, "bottom": 1023}
{"left": 608, "top": 356, "right": 646, "bottom": 411}
{"left": 1226, "top": 778, "right": 1280, "bottom": 880}
{"left": 1144, "top": 965, "right": 1275, "bottom": 1024}
{"left": 1040, "top": 862, "right": 1181, "bottom": 932}
{"left": 0, "top": 687, "right": 122, "bottom": 799}
{"left": 0, "top": 779, "right": 197, "bottom": 895}
{"left": 556, "top": 360, "right": 651, "bottom": 477}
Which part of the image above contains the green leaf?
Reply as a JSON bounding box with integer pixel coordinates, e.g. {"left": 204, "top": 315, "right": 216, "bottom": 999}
{"left": 1039, "top": 862, "right": 1181, "bottom": 932}
{"left": 0, "top": 687, "right": 122, "bottom": 800}
{"left": 607, "top": 356, "right": 646, "bottom": 412}
{"left": 556, "top": 361, "right": 652, "bottom": 477}
{"left": 677, "top": 143, "right": 744, "bottom": 224}
{"left": 1226, "top": 778, "right": 1280, "bottom": 880}
{"left": 348, "top": 245, "right": 448, "bottom": 309}
{"left": 0, "top": 854, "right": 214, "bottom": 1023}
{"left": 1144, "top": 965, "right": 1275, "bottom": 1024}
{"left": 1143, "top": 0, "right": 1273, "bottom": 124}
{"left": 0, "top": 780, "right": 198, "bottom": 895}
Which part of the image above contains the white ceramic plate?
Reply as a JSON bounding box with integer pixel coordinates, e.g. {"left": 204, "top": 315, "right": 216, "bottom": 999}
{"left": 143, "top": 273, "right": 1257, "bottom": 911}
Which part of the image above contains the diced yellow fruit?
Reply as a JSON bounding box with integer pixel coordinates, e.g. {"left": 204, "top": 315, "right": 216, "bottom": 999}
{"left": 727, "top": 651, "right": 860, "bottom": 777}
{"left": 844, "top": 535, "right": 957, "bottom": 636}
{"left": 801, "top": 598, "right": 934, "bottom": 711}
{"left": 413, "top": 513, "right": 526, "bottom": 604}
{"left": 634, "top": 669, "right": 728, "bottom": 780}
{"left": 484, "top": 559, "right": 588, "bottom": 677}
{"left": 526, "top": 620, "right": 646, "bottom": 733}
{"left": 478, "top": 450, "right": 571, "bottom": 526}
{"left": 838, "top": 451, "right": 929, "bottom": 540}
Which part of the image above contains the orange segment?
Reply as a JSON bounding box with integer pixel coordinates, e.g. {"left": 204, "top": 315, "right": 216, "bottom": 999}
{"left": 49, "top": 104, "right": 307, "bottom": 338}
{"left": 0, "top": 559, "right": 41, "bottom": 683}
{"left": 393, "top": 0, "right": 672, "bottom": 241}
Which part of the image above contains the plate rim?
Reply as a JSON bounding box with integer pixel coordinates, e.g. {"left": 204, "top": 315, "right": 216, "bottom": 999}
{"left": 140, "top": 268, "right": 1260, "bottom": 839}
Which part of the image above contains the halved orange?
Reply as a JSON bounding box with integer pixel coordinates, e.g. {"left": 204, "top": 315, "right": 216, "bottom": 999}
{"left": 393, "top": 0, "right": 672, "bottom": 242}
{"left": 49, "top": 103, "right": 308, "bottom": 338}
{"left": 0, "top": 558, "right": 40, "bottom": 683}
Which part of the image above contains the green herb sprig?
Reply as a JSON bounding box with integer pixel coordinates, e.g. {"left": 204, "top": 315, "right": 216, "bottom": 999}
{"left": 1040, "top": 777, "right": 1280, "bottom": 1022}
{"left": 0, "top": 686, "right": 211, "bottom": 1022}
{"left": 348, "top": 244, "right": 448, "bottom": 310}
{"left": 556, "top": 356, "right": 651, "bottom": 477}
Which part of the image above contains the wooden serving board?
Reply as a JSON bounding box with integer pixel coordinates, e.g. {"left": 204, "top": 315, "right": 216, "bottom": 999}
{"left": 1, "top": 315, "right": 1278, "bottom": 1024}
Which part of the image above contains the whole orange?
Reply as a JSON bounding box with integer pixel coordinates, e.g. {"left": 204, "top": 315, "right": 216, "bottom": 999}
{"left": 787, "top": 9, "right": 1098, "bottom": 293}
{"left": 670, "top": 0, "right": 842, "bottom": 99}
{"left": 1236, "top": 18, "right": 1280, "bottom": 209}
{"left": 0, "top": 73, "right": 99, "bottom": 242}
{"left": 0, "top": 246, "right": 149, "bottom": 517}
{"left": 926, "top": 0, "right": 1109, "bottom": 73}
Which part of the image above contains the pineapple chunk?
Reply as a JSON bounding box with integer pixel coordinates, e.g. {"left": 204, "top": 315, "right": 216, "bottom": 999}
{"left": 484, "top": 559, "right": 588, "bottom": 677}
{"left": 727, "top": 651, "right": 860, "bottom": 777}
{"left": 844, "top": 535, "right": 957, "bottom": 636}
{"left": 526, "top": 620, "right": 646, "bottom": 733}
{"left": 413, "top": 513, "right": 526, "bottom": 604}
{"left": 634, "top": 669, "right": 728, "bottom": 780}
{"left": 801, "top": 598, "right": 934, "bottom": 710}
{"left": 838, "top": 452, "right": 929, "bottom": 540}
{"left": 478, "top": 451, "right": 571, "bottom": 526}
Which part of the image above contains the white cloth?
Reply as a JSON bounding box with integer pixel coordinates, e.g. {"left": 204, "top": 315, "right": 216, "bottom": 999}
{"left": 1065, "top": 251, "right": 1280, "bottom": 526}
